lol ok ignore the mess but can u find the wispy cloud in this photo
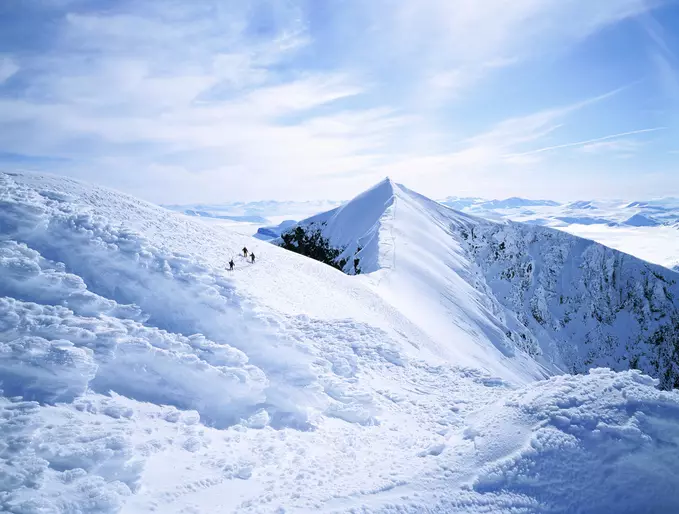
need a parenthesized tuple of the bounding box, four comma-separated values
(352, 90, 634, 186)
(639, 12, 679, 102)
(510, 127, 665, 157)
(579, 139, 644, 155)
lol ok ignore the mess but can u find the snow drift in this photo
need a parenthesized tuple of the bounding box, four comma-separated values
(1, 171, 679, 514)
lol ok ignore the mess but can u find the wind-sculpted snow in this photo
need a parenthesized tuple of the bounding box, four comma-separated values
(401, 369, 679, 513)
(468, 369, 679, 512)
(2, 171, 679, 513)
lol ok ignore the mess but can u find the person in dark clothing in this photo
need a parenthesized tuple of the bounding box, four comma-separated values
(250, 253, 256, 263)
(228, 259, 234, 271)
(242, 247, 248, 257)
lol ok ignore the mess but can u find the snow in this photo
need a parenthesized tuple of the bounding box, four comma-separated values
(2, 170, 679, 513)
(286, 178, 679, 388)
(254, 220, 298, 241)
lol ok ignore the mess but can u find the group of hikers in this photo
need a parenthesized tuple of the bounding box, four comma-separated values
(228, 246, 255, 271)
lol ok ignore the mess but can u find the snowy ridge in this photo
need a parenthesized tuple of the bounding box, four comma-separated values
(289, 178, 400, 274)
(2, 171, 679, 513)
(287, 179, 679, 388)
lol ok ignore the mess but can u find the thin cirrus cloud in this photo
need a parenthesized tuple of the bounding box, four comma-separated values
(0, 0, 676, 202)
(510, 127, 666, 157)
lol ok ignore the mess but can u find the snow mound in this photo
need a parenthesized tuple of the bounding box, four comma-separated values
(455, 369, 679, 513)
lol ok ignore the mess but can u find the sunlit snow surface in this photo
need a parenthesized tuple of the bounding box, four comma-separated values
(1, 171, 679, 513)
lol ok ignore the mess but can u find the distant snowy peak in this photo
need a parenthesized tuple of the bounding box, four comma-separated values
(283, 177, 478, 275)
(622, 213, 661, 227)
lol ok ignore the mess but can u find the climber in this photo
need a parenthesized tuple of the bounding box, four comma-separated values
(228, 259, 234, 271)
(250, 252, 256, 264)
(242, 246, 248, 257)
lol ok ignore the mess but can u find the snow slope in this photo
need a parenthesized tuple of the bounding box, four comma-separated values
(2, 171, 679, 513)
(284, 179, 679, 388)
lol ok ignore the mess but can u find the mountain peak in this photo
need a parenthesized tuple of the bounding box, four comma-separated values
(359, 176, 400, 199)
(289, 177, 405, 272)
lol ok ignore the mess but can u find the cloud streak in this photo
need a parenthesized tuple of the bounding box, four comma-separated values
(510, 127, 666, 157)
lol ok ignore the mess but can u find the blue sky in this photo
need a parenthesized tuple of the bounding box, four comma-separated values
(0, 0, 678, 203)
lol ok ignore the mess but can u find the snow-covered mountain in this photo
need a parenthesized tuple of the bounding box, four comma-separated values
(2, 170, 679, 513)
(279, 178, 679, 389)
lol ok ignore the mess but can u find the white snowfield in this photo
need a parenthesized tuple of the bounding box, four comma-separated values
(1, 171, 679, 514)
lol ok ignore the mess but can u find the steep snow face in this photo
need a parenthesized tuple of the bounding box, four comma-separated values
(280, 179, 550, 381)
(466, 219, 679, 388)
(286, 179, 679, 388)
(289, 178, 399, 274)
(2, 171, 679, 514)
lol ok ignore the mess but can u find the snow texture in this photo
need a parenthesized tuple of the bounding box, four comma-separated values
(1, 171, 679, 513)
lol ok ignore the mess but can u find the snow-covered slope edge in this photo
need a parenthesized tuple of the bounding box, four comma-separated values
(281, 178, 679, 389)
(2, 171, 679, 514)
